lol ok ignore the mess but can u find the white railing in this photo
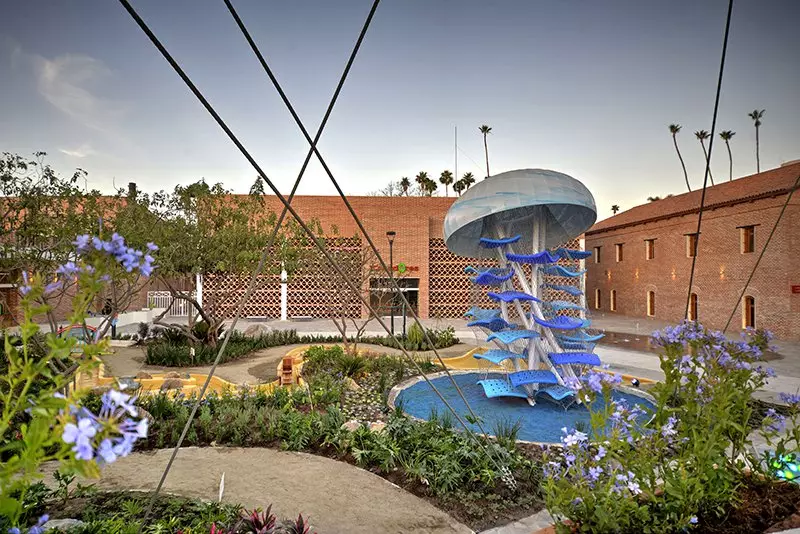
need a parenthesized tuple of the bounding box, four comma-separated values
(146, 290, 194, 317)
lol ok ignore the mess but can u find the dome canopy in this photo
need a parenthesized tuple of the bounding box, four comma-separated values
(443, 169, 597, 258)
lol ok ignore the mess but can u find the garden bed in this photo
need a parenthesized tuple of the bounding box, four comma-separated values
(144, 327, 460, 367)
(123, 346, 545, 530)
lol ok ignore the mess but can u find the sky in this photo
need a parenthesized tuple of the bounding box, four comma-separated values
(1, 0, 798, 220)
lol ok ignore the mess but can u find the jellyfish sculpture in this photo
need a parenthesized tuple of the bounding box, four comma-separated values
(444, 169, 602, 407)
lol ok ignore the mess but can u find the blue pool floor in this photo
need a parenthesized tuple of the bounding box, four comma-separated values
(396, 373, 653, 443)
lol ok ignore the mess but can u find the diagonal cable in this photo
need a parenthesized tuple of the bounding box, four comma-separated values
(685, 0, 734, 318)
(119, 0, 508, 485)
(722, 173, 800, 333)
(224, 0, 494, 439)
(123, 0, 380, 526)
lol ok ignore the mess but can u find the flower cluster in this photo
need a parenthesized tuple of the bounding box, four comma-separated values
(564, 370, 622, 396)
(73, 233, 157, 277)
(8, 515, 48, 534)
(61, 389, 148, 465)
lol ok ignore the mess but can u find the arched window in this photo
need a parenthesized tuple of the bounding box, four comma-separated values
(647, 291, 655, 317)
(688, 293, 698, 321)
(743, 296, 755, 328)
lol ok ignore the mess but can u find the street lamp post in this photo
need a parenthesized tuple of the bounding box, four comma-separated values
(386, 231, 396, 336)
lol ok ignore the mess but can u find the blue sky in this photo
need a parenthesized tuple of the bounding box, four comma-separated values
(1, 0, 798, 219)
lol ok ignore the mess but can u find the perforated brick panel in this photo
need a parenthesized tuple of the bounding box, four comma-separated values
(203, 271, 281, 319)
(428, 237, 585, 320)
(288, 237, 362, 318)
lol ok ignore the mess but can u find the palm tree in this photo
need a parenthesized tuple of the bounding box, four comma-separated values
(423, 178, 438, 196)
(719, 131, 736, 181)
(453, 179, 465, 196)
(399, 177, 411, 196)
(611, 205, 620, 214)
(439, 170, 454, 197)
(748, 109, 765, 172)
(414, 171, 429, 196)
(461, 172, 476, 190)
(694, 130, 715, 185)
(669, 124, 691, 192)
(479, 125, 492, 179)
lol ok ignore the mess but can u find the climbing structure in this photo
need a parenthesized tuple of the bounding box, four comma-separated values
(443, 169, 602, 407)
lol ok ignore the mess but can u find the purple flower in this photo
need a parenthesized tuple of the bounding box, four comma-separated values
(779, 393, 800, 406)
(561, 428, 588, 447)
(62, 417, 97, 460)
(44, 281, 62, 295)
(690, 516, 698, 524)
(627, 480, 642, 495)
(588, 466, 603, 481)
(594, 445, 606, 461)
(765, 409, 786, 433)
(97, 438, 118, 464)
(105, 390, 138, 417)
(73, 234, 91, 251)
(18, 271, 32, 296)
(661, 416, 678, 438)
(8, 528, 21, 534)
(571, 497, 583, 506)
(585, 372, 604, 393)
(146, 242, 159, 251)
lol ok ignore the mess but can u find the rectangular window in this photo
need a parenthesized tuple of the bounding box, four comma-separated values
(615, 243, 624, 262)
(645, 239, 655, 260)
(595, 288, 601, 310)
(743, 296, 755, 328)
(647, 291, 655, 317)
(610, 289, 617, 312)
(686, 233, 698, 258)
(740, 226, 755, 254)
(593, 246, 601, 263)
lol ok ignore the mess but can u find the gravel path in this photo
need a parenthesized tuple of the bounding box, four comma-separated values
(43, 447, 473, 534)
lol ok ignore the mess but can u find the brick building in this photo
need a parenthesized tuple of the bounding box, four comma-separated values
(585, 161, 800, 340)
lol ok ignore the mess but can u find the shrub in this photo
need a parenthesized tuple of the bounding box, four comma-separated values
(145, 330, 303, 366)
(542, 321, 780, 533)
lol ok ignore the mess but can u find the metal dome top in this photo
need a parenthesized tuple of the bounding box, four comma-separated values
(443, 168, 597, 258)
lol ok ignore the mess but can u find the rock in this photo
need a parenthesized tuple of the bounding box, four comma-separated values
(160, 379, 184, 391)
(368, 421, 386, 433)
(135, 371, 153, 379)
(344, 377, 362, 391)
(243, 324, 273, 338)
(137, 407, 155, 424)
(341, 420, 361, 432)
(42, 519, 85, 531)
(164, 371, 181, 379)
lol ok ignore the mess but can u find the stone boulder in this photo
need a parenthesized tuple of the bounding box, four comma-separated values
(164, 371, 181, 379)
(243, 324, 273, 338)
(135, 371, 153, 379)
(160, 379, 183, 391)
(341, 420, 361, 432)
(368, 421, 387, 433)
(42, 519, 85, 531)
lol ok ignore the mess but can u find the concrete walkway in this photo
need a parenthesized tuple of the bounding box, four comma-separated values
(43, 447, 472, 534)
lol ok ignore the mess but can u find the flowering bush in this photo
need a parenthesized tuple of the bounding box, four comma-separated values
(1, 233, 152, 531)
(543, 321, 778, 533)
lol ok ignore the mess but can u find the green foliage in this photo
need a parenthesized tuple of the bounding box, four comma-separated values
(542, 322, 779, 532)
(144, 330, 302, 366)
(406, 323, 425, 350)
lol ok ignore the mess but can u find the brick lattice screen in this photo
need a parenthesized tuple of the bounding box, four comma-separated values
(204, 237, 363, 319)
(428, 237, 584, 319)
(287, 236, 362, 318)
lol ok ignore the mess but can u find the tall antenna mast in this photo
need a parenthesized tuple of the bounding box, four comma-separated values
(454, 125, 458, 186)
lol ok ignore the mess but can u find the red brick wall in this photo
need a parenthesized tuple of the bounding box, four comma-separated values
(586, 193, 800, 339)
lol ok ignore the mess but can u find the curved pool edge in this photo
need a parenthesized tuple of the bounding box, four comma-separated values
(387, 371, 657, 446)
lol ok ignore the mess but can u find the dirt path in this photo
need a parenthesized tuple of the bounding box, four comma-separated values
(43, 447, 472, 534)
(101, 343, 475, 386)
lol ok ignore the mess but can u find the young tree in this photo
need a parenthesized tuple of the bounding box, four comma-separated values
(453, 179, 465, 197)
(399, 177, 411, 196)
(461, 172, 476, 190)
(611, 204, 620, 214)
